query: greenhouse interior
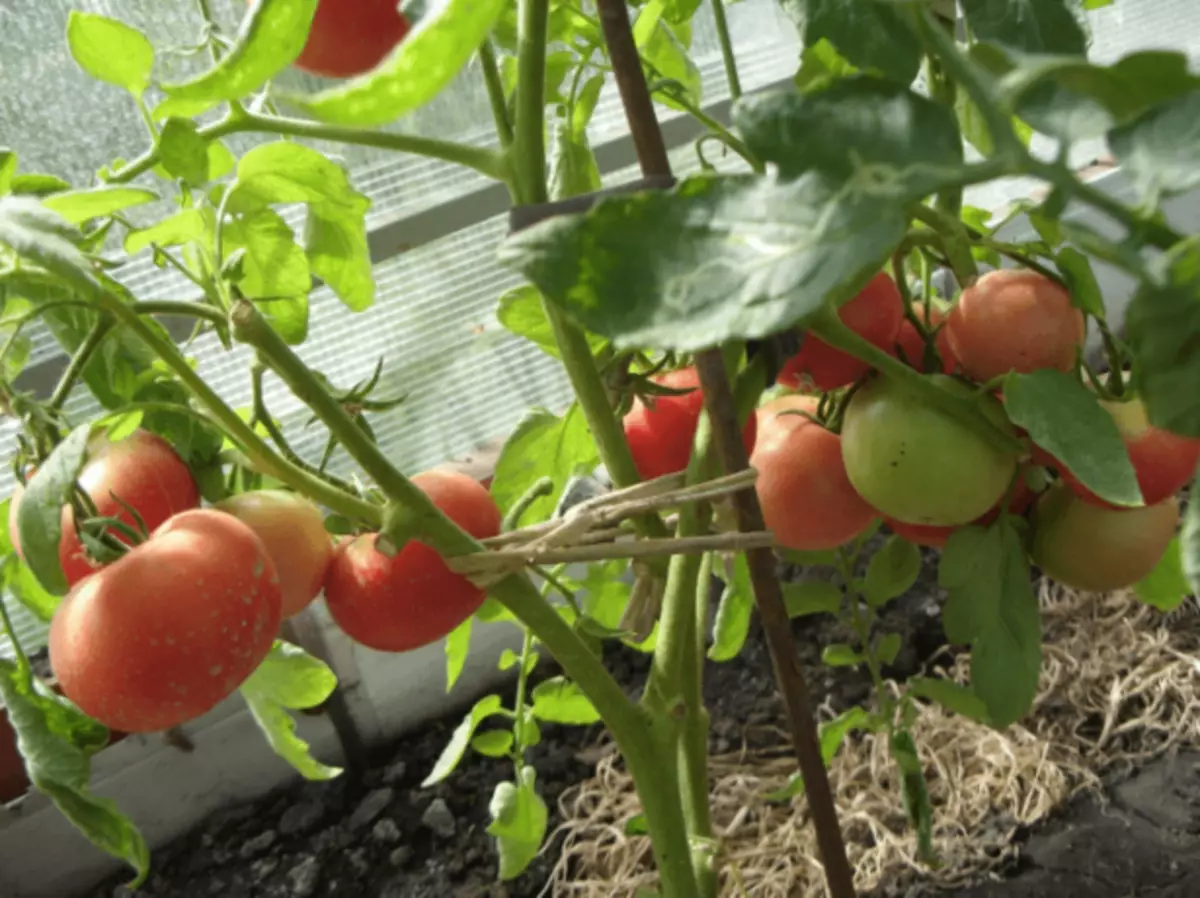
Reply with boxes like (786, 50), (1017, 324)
(2, 0), (1200, 896)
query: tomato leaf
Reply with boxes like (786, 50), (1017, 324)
(0, 501), (59, 622)
(239, 641), (342, 781)
(959, 0), (1086, 56)
(1134, 536), (1190, 612)
(279, 0), (507, 127)
(864, 535), (921, 609)
(549, 124), (602, 202)
(635, 2), (701, 113)
(0, 196), (100, 298)
(875, 632), (902, 667)
(0, 654), (147, 886)
(763, 705), (876, 802)
(304, 207), (374, 313)
(490, 405), (599, 525)
(16, 425), (94, 596)
(1003, 370), (1141, 506)
(500, 173), (906, 353)
(223, 208), (311, 299)
(709, 554), (755, 661)
(793, 37), (857, 94)
(124, 208), (209, 256)
(65, 12), (154, 96)
(939, 522), (1041, 729)
(423, 694), (504, 786)
(159, 0), (319, 118)
(42, 186), (158, 226)
(488, 767), (548, 881)
(782, 0), (921, 85)
(156, 119), (213, 188)
(1055, 247), (1106, 319)
(529, 677), (600, 725)
(822, 643), (861, 667)
(891, 728), (936, 864)
(1110, 88), (1200, 199)
(444, 616), (472, 693)
(471, 729), (514, 758)
(735, 77), (965, 203)
(1125, 238), (1200, 439)
(782, 579), (842, 618)
(496, 285), (606, 360)
(908, 676), (991, 724)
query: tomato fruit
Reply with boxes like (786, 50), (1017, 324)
(841, 374), (1018, 526)
(890, 305), (956, 375)
(11, 430), (200, 587)
(946, 269), (1085, 381)
(778, 273), (905, 391)
(323, 471), (502, 652)
(216, 490), (334, 618)
(885, 472), (1036, 548)
(252, 0), (412, 79)
(752, 395), (878, 550)
(1030, 482), (1179, 592)
(623, 367), (757, 481)
(49, 509), (282, 733)
(1046, 396), (1200, 509)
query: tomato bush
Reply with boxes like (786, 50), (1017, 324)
(49, 509), (283, 733)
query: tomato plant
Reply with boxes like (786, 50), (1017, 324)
(49, 509), (283, 733)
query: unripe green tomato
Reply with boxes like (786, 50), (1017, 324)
(840, 374), (1018, 527)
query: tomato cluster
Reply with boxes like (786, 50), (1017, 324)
(12, 431), (499, 734)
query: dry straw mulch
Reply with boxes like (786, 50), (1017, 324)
(544, 584), (1200, 897)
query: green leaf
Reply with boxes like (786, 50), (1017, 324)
(956, 88), (1033, 156)
(1134, 536), (1189, 612)
(0, 294), (33, 383)
(10, 174), (73, 197)
(157, 119), (212, 187)
(579, 561), (633, 633)
(780, 547), (838, 567)
(225, 207), (311, 291)
(280, 0), (508, 126)
(939, 522), (1042, 729)
(1183, 470), (1200, 597)
(65, 12), (155, 95)
(445, 616), (472, 692)
(488, 767), (548, 881)
(764, 706), (875, 801)
(16, 425), (94, 596)
(42, 187), (158, 225)
(822, 643), (861, 667)
(423, 694), (503, 786)
(572, 75), (606, 134)
(787, 0), (921, 85)
(490, 405), (599, 525)
(529, 677), (600, 725)
(875, 632), (902, 666)
(305, 207), (374, 312)
(549, 124), (602, 202)
(0, 196), (100, 297)
(496, 285), (605, 359)
(1125, 239), (1200, 439)
(500, 173), (907, 353)
(864, 535), (921, 608)
(159, 0), (319, 117)
(1055, 247), (1106, 319)
(635, 2), (701, 113)
(782, 579), (842, 618)
(0, 149), (16, 193)
(908, 676), (991, 724)
(960, 0), (1086, 56)
(471, 729), (514, 758)
(1110, 88), (1200, 199)
(240, 641), (342, 780)
(0, 501), (59, 621)
(124, 208), (209, 255)
(709, 555), (754, 661)
(736, 77), (964, 203)
(793, 37), (857, 93)
(0, 656), (148, 886)
(1003, 370), (1141, 506)
(891, 728), (936, 864)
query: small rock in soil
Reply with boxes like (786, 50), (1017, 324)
(422, 797), (457, 839)
(279, 799), (325, 836)
(239, 829), (276, 859)
(389, 846), (413, 868)
(348, 787), (394, 831)
(348, 847), (371, 877)
(250, 856), (279, 881)
(381, 759), (408, 785)
(286, 856), (321, 898)
(372, 817), (401, 844)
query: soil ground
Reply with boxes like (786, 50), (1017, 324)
(86, 548), (1200, 898)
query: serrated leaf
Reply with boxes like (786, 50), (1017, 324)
(66, 12), (154, 95)
(496, 285), (605, 359)
(423, 695), (503, 786)
(42, 187), (158, 225)
(635, 1), (701, 113)
(157, 119), (212, 187)
(787, 0), (921, 85)
(864, 535), (921, 608)
(488, 767), (548, 881)
(490, 405), (599, 525)
(471, 729), (514, 758)
(709, 554), (754, 661)
(17, 425), (94, 596)
(224, 208), (311, 297)
(124, 208), (209, 255)
(1004, 370), (1141, 506)
(279, 0), (507, 126)
(0, 196), (99, 297)
(530, 677), (600, 725)
(240, 641), (342, 780)
(1134, 536), (1189, 612)
(305, 207), (374, 312)
(782, 579), (842, 618)
(960, 0), (1086, 56)
(735, 77), (965, 203)
(500, 172), (906, 353)
(445, 616), (472, 692)
(908, 676), (991, 724)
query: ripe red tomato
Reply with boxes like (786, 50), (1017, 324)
(778, 273), (905, 392)
(752, 395), (877, 550)
(1030, 482), (1178, 592)
(215, 490), (334, 618)
(49, 509), (283, 733)
(946, 269), (1085, 381)
(323, 471), (502, 652)
(841, 374), (1018, 526)
(623, 367), (757, 481)
(248, 0), (411, 79)
(885, 473), (1036, 548)
(11, 430), (200, 587)
(1043, 396), (1200, 509)
(890, 305), (956, 374)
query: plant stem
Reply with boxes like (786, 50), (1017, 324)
(48, 316), (113, 412)
(478, 41), (515, 150)
(107, 110), (507, 185)
(512, 0), (551, 205)
(135, 299), (228, 326)
(709, 0), (742, 101)
(680, 549), (716, 898)
(650, 87), (761, 173)
(909, 204), (977, 288)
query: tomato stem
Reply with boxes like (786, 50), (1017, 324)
(48, 316), (113, 415)
(477, 41), (514, 151)
(709, 0), (742, 102)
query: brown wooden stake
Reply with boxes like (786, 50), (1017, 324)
(592, 2), (858, 895)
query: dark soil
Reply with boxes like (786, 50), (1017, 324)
(83, 545), (1200, 898)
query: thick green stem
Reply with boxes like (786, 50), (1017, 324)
(680, 551), (716, 898)
(479, 41), (515, 150)
(134, 300), (228, 326)
(709, 0), (742, 101)
(512, 0), (551, 204)
(48, 316), (113, 412)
